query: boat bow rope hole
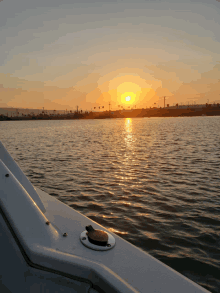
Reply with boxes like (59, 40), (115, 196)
(80, 225), (116, 251)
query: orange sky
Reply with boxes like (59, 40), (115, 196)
(0, 0), (220, 111)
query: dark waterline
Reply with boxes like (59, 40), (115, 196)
(1, 117), (220, 292)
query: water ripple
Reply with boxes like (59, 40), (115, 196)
(1, 116), (220, 292)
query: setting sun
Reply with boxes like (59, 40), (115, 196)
(121, 92), (136, 105)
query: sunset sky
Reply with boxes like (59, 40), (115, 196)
(0, 0), (220, 111)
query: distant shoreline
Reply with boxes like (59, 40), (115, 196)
(1, 105), (220, 121)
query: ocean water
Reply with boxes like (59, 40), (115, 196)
(0, 116), (220, 292)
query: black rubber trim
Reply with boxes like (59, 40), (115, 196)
(0, 205), (96, 289)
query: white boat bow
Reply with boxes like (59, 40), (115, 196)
(0, 141), (210, 293)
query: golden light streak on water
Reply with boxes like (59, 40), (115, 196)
(108, 228), (129, 235)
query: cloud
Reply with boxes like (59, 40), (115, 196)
(0, 73), (98, 110)
(0, 73), (44, 90)
(171, 62), (220, 103)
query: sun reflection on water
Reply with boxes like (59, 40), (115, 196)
(124, 118), (133, 148)
(108, 227), (129, 235)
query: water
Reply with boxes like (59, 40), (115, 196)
(1, 117), (220, 292)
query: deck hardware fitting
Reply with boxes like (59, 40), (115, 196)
(80, 227), (115, 251)
(45, 221), (50, 225)
(63, 233), (68, 237)
(5, 174), (9, 177)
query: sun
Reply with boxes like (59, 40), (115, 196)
(121, 92), (136, 105)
